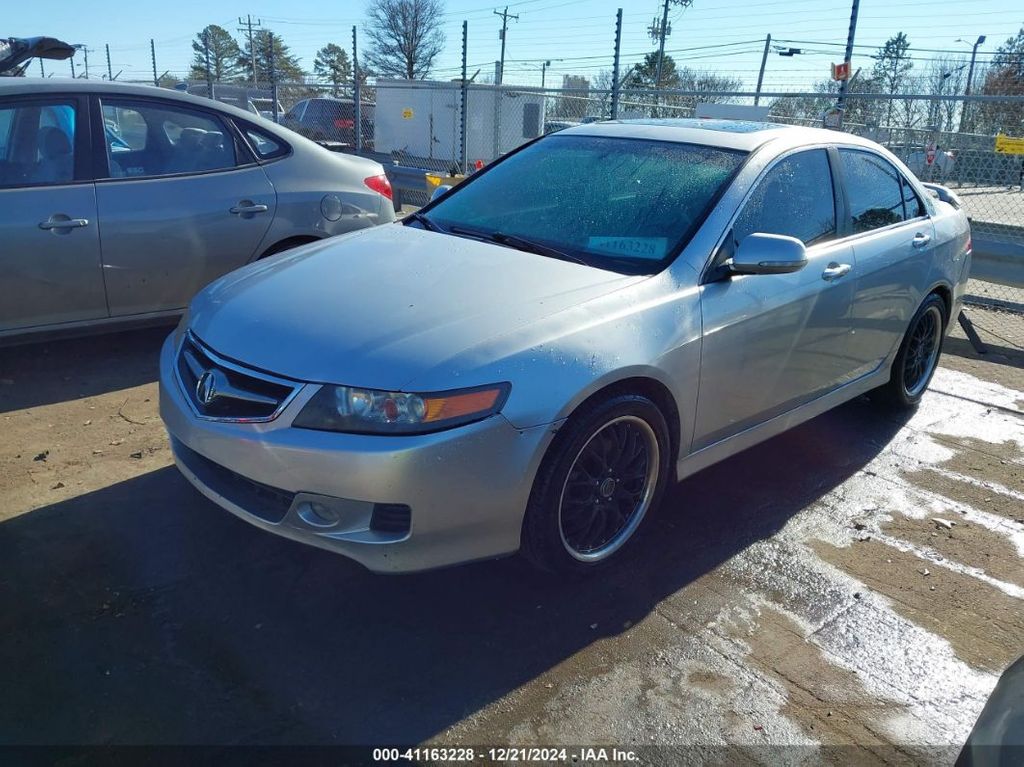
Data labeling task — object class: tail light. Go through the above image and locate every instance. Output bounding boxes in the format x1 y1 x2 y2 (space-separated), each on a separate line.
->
333 118 355 129
364 174 392 200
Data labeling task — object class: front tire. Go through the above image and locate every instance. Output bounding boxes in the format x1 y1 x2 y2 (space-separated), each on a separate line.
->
521 394 671 574
879 293 947 408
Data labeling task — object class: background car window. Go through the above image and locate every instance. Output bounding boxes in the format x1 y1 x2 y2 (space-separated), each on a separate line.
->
427 135 745 272
732 149 836 246
840 150 909 233
0 101 75 188
101 100 236 178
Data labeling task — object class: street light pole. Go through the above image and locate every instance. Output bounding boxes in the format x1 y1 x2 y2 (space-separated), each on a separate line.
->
958 34 986 133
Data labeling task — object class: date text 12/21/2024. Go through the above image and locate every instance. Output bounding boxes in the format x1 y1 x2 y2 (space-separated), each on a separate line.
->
373 746 640 762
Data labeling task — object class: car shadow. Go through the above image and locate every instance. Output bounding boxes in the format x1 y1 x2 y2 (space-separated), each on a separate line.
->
0 395 909 745
0 327 169 414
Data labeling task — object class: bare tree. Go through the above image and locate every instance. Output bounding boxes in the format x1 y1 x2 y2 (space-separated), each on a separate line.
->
925 55 968 131
364 0 445 80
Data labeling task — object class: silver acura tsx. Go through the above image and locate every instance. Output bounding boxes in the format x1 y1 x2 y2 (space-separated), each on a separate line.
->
160 119 971 574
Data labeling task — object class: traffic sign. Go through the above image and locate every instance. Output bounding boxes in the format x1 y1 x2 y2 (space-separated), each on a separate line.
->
831 61 851 81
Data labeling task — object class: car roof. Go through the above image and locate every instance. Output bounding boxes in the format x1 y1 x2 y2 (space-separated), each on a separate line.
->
561 117 877 153
0 77 263 122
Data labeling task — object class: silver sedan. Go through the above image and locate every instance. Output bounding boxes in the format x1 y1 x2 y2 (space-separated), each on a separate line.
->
159 119 972 574
0 79 394 343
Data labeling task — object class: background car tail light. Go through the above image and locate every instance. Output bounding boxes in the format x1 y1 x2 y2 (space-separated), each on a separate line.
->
364 174 393 200
333 118 354 129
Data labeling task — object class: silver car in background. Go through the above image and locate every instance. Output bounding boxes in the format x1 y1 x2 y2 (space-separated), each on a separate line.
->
160 120 971 574
0 79 395 342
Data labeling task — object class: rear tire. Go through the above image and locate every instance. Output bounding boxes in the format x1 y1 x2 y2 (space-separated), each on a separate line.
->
878 293 947 408
521 394 671 574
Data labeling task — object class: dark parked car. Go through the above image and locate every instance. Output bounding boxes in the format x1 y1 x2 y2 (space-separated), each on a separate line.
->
281 97 374 148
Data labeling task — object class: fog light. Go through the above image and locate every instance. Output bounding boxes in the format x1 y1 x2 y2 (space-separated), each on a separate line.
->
298 500 340 528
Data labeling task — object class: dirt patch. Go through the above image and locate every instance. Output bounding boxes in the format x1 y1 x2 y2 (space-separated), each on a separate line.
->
879 516 1024 589
814 539 1024 673
903 466 1023 524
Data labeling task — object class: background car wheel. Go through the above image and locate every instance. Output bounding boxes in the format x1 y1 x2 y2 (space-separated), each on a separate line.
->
878 293 947 408
521 393 671 574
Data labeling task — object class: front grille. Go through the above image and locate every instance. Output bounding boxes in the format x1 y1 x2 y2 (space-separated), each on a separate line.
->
172 438 294 524
177 333 296 421
370 503 412 534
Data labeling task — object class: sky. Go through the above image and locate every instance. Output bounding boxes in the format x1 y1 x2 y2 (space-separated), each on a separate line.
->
7 0 1024 92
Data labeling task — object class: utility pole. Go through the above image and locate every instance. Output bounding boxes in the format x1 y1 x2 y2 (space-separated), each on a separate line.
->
836 0 860 125
69 56 76 78
958 34 986 133
151 39 158 86
238 15 264 87
651 0 692 92
494 6 519 85
754 34 771 106
611 8 623 119
39 59 45 77
352 26 362 152
105 44 113 81
82 46 90 78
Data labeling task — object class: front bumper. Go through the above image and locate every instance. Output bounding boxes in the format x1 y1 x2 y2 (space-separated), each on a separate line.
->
159 334 558 572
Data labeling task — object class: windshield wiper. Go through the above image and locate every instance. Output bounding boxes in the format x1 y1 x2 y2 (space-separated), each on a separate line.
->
447 226 588 266
405 211 443 232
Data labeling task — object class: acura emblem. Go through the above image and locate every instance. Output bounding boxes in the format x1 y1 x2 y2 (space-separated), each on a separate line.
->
195 369 228 406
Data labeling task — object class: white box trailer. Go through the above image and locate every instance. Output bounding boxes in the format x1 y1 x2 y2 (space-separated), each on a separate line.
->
374 79 546 166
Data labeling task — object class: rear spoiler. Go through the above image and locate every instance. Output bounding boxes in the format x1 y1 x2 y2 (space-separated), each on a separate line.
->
921 182 963 210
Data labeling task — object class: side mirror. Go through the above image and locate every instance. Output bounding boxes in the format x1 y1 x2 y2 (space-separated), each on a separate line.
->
430 184 453 202
730 232 808 276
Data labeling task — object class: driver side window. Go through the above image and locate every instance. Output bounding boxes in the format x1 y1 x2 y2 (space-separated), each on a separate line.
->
733 149 837 248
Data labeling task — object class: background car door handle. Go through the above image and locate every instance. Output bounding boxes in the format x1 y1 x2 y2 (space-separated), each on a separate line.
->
39 217 89 230
821 262 852 281
912 232 932 248
230 203 269 215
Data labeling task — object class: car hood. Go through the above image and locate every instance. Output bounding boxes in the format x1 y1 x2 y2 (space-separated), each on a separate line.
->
189 224 645 388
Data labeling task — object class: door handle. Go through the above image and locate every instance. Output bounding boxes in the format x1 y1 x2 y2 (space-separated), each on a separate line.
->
230 203 269 215
912 232 932 248
39 217 89 230
821 262 852 282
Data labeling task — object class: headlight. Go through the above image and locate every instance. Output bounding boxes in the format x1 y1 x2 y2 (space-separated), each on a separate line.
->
292 382 511 434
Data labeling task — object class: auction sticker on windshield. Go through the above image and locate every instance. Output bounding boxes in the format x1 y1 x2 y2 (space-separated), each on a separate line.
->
587 236 668 260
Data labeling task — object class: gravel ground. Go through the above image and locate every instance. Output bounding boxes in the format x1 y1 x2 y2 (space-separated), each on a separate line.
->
1 323 1022 761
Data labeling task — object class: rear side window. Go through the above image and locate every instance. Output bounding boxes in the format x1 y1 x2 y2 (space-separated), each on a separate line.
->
733 149 836 246
840 149 910 233
101 99 236 179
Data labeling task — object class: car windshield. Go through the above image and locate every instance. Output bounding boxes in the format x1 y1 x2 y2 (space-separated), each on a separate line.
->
423 134 746 274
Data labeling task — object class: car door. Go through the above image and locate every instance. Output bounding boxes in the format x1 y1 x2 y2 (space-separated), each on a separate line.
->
836 148 936 376
694 147 860 450
0 95 107 333
93 96 276 316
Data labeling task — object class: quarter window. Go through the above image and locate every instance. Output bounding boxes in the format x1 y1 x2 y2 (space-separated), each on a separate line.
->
733 149 836 247
0 101 76 188
241 125 288 159
100 99 237 179
840 149 914 233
